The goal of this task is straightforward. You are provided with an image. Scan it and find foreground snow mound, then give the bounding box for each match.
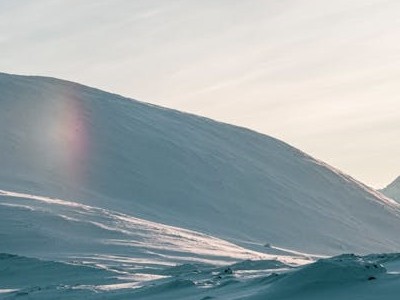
[262,254,385,297]
[1,72,400,256]
[246,254,400,300]
[381,176,400,202]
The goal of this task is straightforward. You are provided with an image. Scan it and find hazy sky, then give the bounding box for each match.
[1,0,399,188]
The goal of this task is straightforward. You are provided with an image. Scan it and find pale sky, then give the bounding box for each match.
[1,0,399,188]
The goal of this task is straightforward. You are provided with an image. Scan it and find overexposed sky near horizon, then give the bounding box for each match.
[1,0,399,188]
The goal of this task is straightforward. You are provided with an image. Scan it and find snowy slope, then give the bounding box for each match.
[2,72,400,299]
[1,72,400,257]
[381,176,400,202]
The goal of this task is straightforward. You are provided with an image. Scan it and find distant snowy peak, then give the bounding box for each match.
[381,176,400,202]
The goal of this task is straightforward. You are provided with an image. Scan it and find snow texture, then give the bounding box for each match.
[1,72,400,299]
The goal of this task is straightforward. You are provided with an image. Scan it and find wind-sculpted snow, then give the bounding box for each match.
[1,189,299,268]
[2,252,400,299]
[0,189,304,299]
[0,253,123,299]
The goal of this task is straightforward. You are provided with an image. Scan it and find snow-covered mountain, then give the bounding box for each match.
[1,72,399,255]
[1,72,400,299]
[381,176,400,202]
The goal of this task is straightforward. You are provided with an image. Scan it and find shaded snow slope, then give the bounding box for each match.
[381,176,400,202]
[1,72,400,256]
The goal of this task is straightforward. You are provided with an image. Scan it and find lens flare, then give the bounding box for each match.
[37,87,90,188]
[58,94,88,184]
